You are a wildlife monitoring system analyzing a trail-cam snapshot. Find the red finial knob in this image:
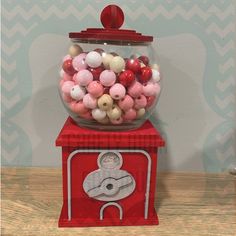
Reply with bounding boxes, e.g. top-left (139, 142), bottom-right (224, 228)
top-left (100, 5), bottom-right (124, 29)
